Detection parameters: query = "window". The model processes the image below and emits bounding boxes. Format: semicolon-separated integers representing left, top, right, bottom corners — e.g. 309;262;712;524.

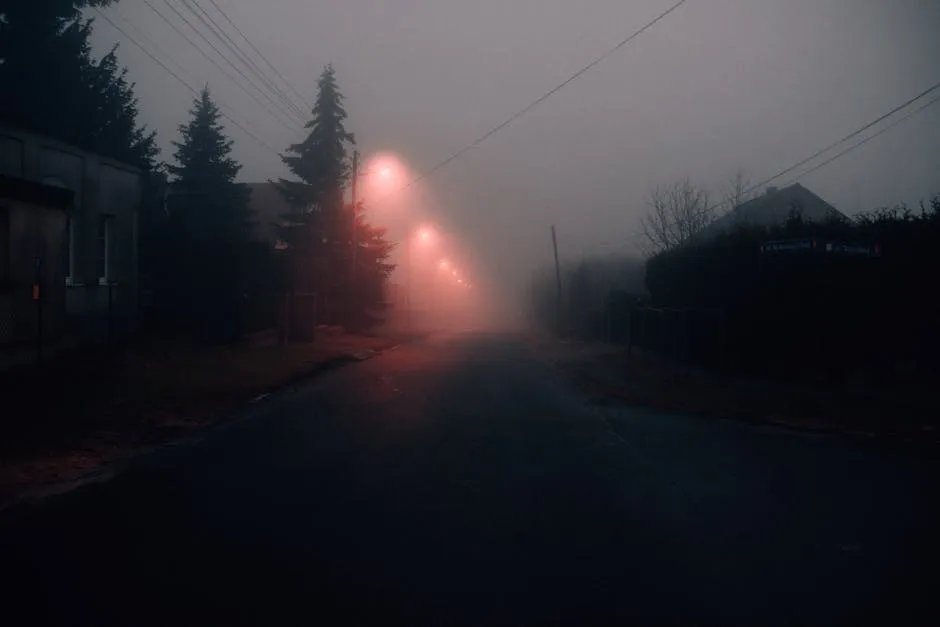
96;214;113;285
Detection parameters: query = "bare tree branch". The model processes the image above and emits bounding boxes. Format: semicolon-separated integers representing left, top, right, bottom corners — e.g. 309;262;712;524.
642;178;713;254
717;168;754;215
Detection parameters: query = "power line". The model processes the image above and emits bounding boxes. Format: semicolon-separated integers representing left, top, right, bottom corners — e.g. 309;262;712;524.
398;0;689;193
206;0;309;111
178;0;306;123
182;0;306;120
732;79;940;205
108;5;195;85
781;92;940;186
158;0;306;128
93;8;282;156
139;0;301;134
167;0;305;127
113;4;286;141
187;0;305;118
625;83;940;246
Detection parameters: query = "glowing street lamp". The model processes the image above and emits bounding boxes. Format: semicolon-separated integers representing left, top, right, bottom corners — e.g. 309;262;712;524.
350;151;406;312
405;224;439;330
416;226;437;246
356;151;403;190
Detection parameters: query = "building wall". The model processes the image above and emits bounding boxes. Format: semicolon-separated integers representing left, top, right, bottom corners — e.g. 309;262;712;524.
0;125;142;344
0;135;24;176
0;199;68;345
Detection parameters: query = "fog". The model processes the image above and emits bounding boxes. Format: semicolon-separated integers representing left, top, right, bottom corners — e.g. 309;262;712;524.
90;0;940;324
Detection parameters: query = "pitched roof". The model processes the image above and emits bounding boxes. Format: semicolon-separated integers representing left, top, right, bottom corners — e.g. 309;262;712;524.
702;183;846;239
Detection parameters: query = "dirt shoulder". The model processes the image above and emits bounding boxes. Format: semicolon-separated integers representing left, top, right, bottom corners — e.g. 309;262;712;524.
0;333;398;505
536;338;939;448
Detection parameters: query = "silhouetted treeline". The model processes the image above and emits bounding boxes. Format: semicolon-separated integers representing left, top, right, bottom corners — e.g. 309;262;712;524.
531;196;940;387
274;65;395;336
642;196;940;384
4;8;393;346
0;1;159;169
138;88;281;343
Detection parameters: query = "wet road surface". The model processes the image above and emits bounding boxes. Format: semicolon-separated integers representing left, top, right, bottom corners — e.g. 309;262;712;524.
2;334;937;626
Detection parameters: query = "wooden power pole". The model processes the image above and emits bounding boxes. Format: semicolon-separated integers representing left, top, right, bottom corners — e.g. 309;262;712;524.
349;150;360;327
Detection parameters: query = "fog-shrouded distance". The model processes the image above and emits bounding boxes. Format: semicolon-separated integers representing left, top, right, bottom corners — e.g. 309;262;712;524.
90;0;940;326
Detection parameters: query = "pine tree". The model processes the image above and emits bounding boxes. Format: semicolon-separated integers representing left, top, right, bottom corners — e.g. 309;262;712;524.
0;2;158;168
277;64;354;216
352;211;396;329
168;86;252;238
274;65;355;288
84;44;159;167
274;64;397;330
167;86;254;341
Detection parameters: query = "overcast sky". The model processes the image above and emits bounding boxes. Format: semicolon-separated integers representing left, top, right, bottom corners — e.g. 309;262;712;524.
90;0;940;309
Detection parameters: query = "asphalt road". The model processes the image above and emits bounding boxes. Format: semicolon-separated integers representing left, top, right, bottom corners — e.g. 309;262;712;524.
2;334;937;626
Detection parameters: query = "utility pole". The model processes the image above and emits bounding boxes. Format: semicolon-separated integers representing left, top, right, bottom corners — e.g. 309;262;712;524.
551;225;562;336
350;150;359;328
406;238;412;332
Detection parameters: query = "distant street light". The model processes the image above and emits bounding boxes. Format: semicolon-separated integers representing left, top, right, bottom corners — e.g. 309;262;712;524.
406;224;440;331
356;152;403;190
350;150;408;325
417;226;437;244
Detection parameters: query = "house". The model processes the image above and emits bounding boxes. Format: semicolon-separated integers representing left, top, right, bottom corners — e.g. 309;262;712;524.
0;124;143;363
702;183;846;240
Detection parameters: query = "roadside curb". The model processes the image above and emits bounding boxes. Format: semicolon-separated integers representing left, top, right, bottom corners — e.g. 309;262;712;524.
0;343;398;517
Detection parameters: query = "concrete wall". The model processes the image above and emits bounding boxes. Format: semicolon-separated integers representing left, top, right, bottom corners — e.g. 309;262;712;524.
0;199;68;345
0;125;142;345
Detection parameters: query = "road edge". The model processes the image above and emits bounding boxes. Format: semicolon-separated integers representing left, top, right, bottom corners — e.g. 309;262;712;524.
0;344;398;516
534;339;940;457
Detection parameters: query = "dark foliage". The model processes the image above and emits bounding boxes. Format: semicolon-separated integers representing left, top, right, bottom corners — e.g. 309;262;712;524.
0;1;158;168
350;209;396;329
167;87;253;238
641;196;940;381
150;87;272;342
273;65;394;330
274;64;354;255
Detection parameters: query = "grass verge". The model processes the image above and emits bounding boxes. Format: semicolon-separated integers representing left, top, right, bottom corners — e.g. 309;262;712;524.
540;340;939;447
0;333;397;504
